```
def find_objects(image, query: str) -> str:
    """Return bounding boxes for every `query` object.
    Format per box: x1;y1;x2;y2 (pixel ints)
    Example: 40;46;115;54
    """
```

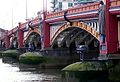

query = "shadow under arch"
24;32;41;50
51;25;100;59
10;37;18;49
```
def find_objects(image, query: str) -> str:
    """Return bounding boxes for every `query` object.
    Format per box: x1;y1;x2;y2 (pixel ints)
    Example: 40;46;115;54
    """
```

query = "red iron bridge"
0;0;120;60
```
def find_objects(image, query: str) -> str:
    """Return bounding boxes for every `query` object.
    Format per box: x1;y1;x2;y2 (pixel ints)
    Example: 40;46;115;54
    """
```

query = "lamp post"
43;0;47;12
26;0;28;21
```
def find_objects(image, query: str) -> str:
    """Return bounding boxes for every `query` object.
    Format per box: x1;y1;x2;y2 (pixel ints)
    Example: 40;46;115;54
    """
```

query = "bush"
19;52;47;64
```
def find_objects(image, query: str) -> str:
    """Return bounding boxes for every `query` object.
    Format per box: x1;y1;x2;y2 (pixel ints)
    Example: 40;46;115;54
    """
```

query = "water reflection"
0;58;115;82
0;58;61;82
62;71;109;82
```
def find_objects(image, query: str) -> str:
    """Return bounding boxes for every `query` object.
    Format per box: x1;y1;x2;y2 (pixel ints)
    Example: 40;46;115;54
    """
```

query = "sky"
0;0;51;30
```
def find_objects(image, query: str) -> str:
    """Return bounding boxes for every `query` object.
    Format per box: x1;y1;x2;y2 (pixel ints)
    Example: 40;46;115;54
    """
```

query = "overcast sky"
0;0;51;30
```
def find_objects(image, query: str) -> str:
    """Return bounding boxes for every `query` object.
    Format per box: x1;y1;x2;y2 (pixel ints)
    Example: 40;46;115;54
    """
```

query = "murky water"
0;58;114;82
0;58;62;82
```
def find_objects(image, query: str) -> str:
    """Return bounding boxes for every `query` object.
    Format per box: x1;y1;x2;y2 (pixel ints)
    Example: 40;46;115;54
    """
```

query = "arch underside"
10;37;18;49
24;28;41;42
24;32;41;49
51;26;100;59
51;27;99;47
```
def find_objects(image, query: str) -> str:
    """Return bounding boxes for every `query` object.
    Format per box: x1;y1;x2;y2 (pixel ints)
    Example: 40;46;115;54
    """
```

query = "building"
51;0;100;12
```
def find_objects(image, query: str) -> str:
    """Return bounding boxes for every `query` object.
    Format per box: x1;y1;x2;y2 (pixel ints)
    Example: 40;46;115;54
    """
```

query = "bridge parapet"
19;17;41;30
110;0;120;7
109;0;120;14
46;2;100;19
20;22;27;30
29;17;40;27
8;27;18;36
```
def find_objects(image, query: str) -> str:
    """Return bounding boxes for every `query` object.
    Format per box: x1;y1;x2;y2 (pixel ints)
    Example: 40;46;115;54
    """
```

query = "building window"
68;3;73;7
59;2;62;9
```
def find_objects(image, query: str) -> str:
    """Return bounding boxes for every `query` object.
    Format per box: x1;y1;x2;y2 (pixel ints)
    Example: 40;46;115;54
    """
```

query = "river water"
0;58;63;82
0;58;112;82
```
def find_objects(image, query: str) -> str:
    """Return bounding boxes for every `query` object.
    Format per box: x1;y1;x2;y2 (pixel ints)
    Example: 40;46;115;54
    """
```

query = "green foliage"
2;50;19;59
19;52;47;65
62;61;107;71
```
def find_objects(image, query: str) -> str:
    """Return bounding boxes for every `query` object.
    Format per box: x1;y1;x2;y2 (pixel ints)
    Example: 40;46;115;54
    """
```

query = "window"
59;2;62;9
68;3;73;7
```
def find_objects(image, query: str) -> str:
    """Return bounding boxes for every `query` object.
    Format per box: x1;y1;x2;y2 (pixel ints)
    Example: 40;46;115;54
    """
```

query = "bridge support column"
100;0;118;56
6;31;10;49
43;12;50;49
18;23;24;48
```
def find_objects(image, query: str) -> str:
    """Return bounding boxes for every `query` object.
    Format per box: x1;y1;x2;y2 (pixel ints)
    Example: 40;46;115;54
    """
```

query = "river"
0;58;116;82
0;58;63;82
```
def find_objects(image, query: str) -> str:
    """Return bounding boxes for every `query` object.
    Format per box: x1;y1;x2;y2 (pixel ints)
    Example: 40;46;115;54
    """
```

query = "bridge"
0;0;120;59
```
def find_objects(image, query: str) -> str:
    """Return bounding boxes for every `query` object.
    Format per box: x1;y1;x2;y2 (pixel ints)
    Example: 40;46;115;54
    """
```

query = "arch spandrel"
24;28;41;42
51;22;99;45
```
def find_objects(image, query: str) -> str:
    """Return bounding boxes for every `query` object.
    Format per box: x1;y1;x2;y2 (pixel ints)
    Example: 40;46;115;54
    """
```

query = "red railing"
29;17;40;26
110;0;120;7
20;17;40;29
46;2;100;19
20;22;27;29
8;27;18;36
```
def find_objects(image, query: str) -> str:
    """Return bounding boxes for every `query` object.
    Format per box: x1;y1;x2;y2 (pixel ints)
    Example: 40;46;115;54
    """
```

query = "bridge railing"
110;0;120;7
46;2;100;19
20;17;41;30
8;27;18;36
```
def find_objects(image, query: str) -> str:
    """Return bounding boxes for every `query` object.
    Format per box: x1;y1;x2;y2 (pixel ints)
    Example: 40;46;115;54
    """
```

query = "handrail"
110;0;120;7
20;17;40;30
46;2;100;19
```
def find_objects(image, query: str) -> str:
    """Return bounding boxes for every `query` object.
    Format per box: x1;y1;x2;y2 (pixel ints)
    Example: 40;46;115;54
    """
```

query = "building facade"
51;0;100;12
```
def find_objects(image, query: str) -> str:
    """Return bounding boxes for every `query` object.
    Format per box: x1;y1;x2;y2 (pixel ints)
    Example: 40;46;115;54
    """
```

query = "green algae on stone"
62;61;108;81
2;50;19;59
62;61;107;71
19;52;47;64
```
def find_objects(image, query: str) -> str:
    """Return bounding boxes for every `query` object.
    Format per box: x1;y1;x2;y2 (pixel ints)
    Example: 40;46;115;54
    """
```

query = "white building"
51;0;77;11
51;0;100;12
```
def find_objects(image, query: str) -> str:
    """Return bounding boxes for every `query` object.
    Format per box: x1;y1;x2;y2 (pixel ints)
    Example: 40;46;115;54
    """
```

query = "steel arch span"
51;21;99;46
24;28;41;49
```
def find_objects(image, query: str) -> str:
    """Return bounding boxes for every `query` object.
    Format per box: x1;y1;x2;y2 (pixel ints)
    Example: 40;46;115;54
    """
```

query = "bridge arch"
51;22;99;45
24;28;41;49
10;37;18;49
51;22;100;59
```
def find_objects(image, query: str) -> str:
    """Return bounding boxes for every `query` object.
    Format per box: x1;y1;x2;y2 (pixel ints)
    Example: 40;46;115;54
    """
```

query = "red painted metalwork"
101;0;118;54
43;12;50;48
110;0;120;15
18;23;24;48
46;2;99;19
5;31;10;49
0;0;119;55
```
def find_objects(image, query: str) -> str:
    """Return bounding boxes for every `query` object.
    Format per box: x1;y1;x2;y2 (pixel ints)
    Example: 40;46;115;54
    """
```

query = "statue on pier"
98;1;106;43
